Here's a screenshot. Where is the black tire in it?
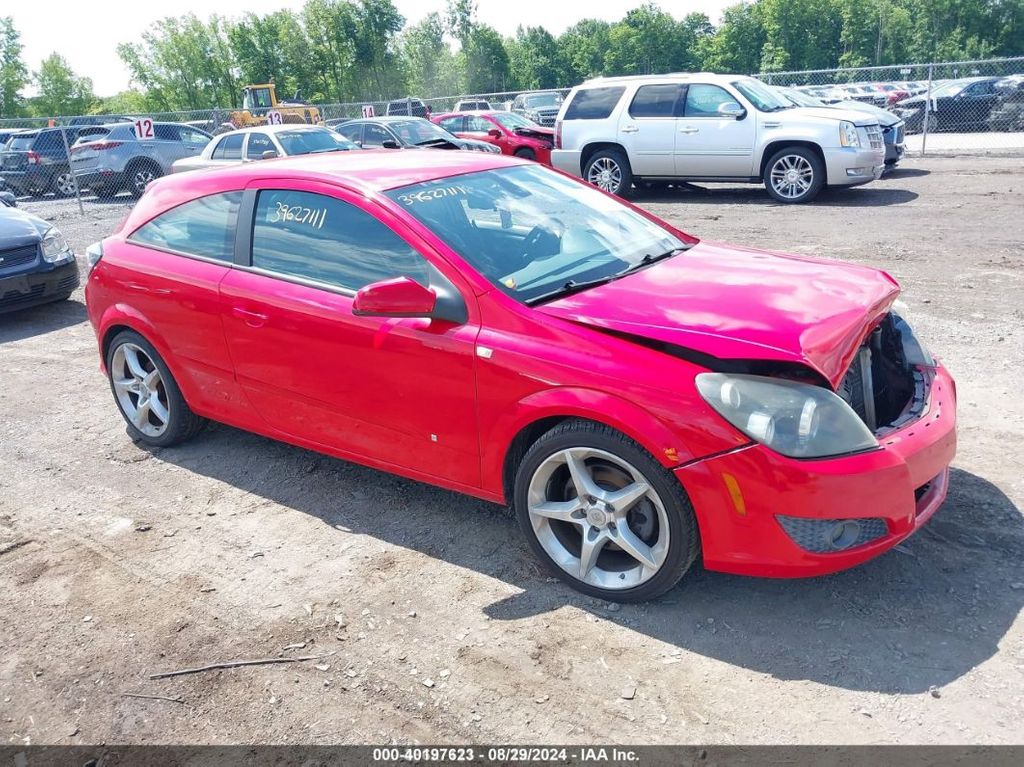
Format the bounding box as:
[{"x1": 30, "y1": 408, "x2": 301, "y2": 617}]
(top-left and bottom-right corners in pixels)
[
  {"x1": 513, "y1": 147, "x2": 537, "y2": 161},
  {"x1": 763, "y1": 146, "x2": 826, "y2": 204},
  {"x1": 583, "y1": 148, "x2": 633, "y2": 198},
  {"x1": 513, "y1": 419, "x2": 700, "y2": 602},
  {"x1": 127, "y1": 159, "x2": 163, "y2": 198},
  {"x1": 105, "y1": 329, "x2": 206, "y2": 447}
]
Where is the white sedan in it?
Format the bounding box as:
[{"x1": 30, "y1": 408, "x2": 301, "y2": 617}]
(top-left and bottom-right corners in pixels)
[{"x1": 172, "y1": 124, "x2": 359, "y2": 173}]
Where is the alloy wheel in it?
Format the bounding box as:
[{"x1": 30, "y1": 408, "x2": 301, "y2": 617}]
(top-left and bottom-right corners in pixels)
[
  {"x1": 111, "y1": 343, "x2": 170, "y2": 438},
  {"x1": 55, "y1": 172, "x2": 77, "y2": 196},
  {"x1": 586, "y1": 157, "x2": 622, "y2": 193},
  {"x1": 769, "y1": 154, "x2": 814, "y2": 200},
  {"x1": 527, "y1": 448, "x2": 669, "y2": 590},
  {"x1": 132, "y1": 168, "x2": 156, "y2": 194}
]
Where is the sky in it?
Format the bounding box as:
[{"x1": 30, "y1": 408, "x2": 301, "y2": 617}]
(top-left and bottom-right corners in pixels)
[{"x1": 10, "y1": 0, "x2": 736, "y2": 97}]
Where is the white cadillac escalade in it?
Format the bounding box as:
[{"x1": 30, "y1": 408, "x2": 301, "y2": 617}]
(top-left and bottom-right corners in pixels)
[{"x1": 550, "y1": 73, "x2": 886, "y2": 204}]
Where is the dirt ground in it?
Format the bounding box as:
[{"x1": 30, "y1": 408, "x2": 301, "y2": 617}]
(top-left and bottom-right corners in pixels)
[{"x1": 1, "y1": 155, "x2": 1023, "y2": 747}]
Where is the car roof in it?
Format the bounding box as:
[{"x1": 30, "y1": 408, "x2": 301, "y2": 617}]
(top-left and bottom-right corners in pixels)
[
  {"x1": 580, "y1": 72, "x2": 727, "y2": 85},
  {"x1": 216, "y1": 124, "x2": 334, "y2": 137},
  {"x1": 152, "y1": 148, "x2": 524, "y2": 197},
  {"x1": 345, "y1": 116, "x2": 431, "y2": 125}
]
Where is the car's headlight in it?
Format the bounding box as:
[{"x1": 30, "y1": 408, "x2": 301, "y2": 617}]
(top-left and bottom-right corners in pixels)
[
  {"x1": 839, "y1": 120, "x2": 861, "y2": 147},
  {"x1": 41, "y1": 227, "x2": 74, "y2": 264},
  {"x1": 696, "y1": 373, "x2": 878, "y2": 459}
]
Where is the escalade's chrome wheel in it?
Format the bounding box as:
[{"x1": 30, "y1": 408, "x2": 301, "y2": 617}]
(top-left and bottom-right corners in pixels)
[
  {"x1": 514, "y1": 419, "x2": 699, "y2": 602},
  {"x1": 527, "y1": 448, "x2": 670, "y2": 590},
  {"x1": 769, "y1": 154, "x2": 814, "y2": 200},
  {"x1": 111, "y1": 343, "x2": 171, "y2": 438},
  {"x1": 587, "y1": 157, "x2": 623, "y2": 193}
]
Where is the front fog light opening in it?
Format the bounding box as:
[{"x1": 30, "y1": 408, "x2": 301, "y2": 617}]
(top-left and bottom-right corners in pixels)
[
  {"x1": 827, "y1": 520, "x2": 861, "y2": 550},
  {"x1": 776, "y1": 515, "x2": 888, "y2": 553}
]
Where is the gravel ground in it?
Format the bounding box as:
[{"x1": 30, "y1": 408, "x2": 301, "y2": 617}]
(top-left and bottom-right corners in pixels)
[{"x1": 1, "y1": 155, "x2": 1022, "y2": 746}]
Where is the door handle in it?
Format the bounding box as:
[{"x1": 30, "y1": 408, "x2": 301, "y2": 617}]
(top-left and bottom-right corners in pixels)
[
  {"x1": 231, "y1": 306, "x2": 268, "y2": 327},
  {"x1": 620, "y1": 125, "x2": 639, "y2": 133},
  {"x1": 678, "y1": 127, "x2": 699, "y2": 134},
  {"x1": 763, "y1": 121, "x2": 781, "y2": 128}
]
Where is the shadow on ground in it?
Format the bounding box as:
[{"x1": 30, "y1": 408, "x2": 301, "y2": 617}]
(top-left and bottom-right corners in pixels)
[
  {"x1": 635, "y1": 183, "x2": 919, "y2": 207},
  {"x1": 149, "y1": 422, "x2": 1023, "y2": 696},
  {"x1": 0, "y1": 298, "x2": 87, "y2": 343}
]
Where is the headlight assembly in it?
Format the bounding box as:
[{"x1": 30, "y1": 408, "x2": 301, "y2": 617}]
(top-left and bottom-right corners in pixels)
[
  {"x1": 41, "y1": 227, "x2": 74, "y2": 264},
  {"x1": 696, "y1": 373, "x2": 878, "y2": 459},
  {"x1": 839, "y1": 120, "x2": 862, "y2": 147}
]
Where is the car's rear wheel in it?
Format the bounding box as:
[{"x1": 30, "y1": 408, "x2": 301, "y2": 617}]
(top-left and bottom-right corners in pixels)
[
  {"x1": 514, "y1": 147, "x2": 536, "y2": 161},
  {"x1": 584, "y1": 149, "x2": 632, "y2": 197},
  {"x1": 51, "y1": 170, "x2": 77, "y2": 198},
  {"x1": 128, "y1": 160, "x2": 162, "y2": 198},
  {"x1": 514, "y1": 419, "x2": 699, "y2": 602},
  {"x1": 106, "y1": 330, "x2": 205, "y2": 447},
  {"x1": 763, "y1": 147, "x2": 825, "y2": 204}
]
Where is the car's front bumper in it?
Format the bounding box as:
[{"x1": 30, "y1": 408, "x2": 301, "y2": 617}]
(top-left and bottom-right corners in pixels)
[
  {"x1": 550, "y1": 149, "x2": 583, "y2": 178},
  {"x1": 823, "y1": 145, "x2": 886, "y2": 186},
  {"x1": 677, "y1": 363, "x2": 957, "y2": 577},
  {"x1": 0, "y1": 259, "x2": 79, "y2": 313}
]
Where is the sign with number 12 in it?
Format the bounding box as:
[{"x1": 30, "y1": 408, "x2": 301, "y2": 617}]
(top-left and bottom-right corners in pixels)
[{"x1": 133, "y1": 118, "x2": 154, "y2": 140}]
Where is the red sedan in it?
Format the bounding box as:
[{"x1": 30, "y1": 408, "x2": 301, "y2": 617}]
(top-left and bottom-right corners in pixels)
[
  {"x1": 84, "y1": 151, "x2": 956, "y2": 601},
  {"x1": 433, "y1": 110, "x2": 554, "y2": 164}
]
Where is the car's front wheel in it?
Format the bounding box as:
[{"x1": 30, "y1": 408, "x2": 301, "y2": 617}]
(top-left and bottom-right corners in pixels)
[
  {"x1": 584, "y1": 149, "x2": 632, "y2": 197},
  {"x1": 106, "y1": 330, "x2": 205, "y2": 447},
  {"x1": 128, "y1": 160, "x2": 162, "y2": 198},
  {"x1": 763, "y1": 147, "x2": 825, "y2": 204},
  {"x1": 514, "y1": 420, "x2": 699, "y2": 602}
]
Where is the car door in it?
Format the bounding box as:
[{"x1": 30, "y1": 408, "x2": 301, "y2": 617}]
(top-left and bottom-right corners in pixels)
[
  {"x1": 676, "y1": 83, "x2": 756, "y2": 177},
  {"x1": 205, "y1": 133, "x2": 245, "y2": 168},
  {"x1": 957, "y1": 81, "x2": 999, "y2": 128},
  {"x1": 244, "y1": 131, "x2": 276, "y2": 161},
  {"x1": 337, "y1": 123, "x2": 363, "y2": 146},
  {"x1": 464, "y1": 115, "x2": 504, "y2": 152},
  {"x1": 152, "y1": 124, "x2": 194, "y2": 171},
  {"x1": 218, "y1": 181, "x2": 482, "y2": 487},
  {"x1": 617, "y1": 83, "x2": 684, "y2": 177}
]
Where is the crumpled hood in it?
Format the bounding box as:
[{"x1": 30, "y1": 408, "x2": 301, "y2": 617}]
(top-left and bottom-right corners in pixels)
[
  {"x1": 787, "y1": 106, "x2": 881, "y2": 126},
  {"x1": 536, "y1": 240, "x2": 900, "y2": 388},
  {"x1": 0, "y1": 205, "x2": 48, "y2": 248}
]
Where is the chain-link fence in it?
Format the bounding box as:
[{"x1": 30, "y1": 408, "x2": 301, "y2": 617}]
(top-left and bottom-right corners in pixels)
[{"x1": 1, "y1": 57, "x2": 1022, "y2": 212}]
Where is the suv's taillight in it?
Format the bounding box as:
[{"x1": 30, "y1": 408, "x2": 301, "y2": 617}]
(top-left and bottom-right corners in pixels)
[
  {"x1": 555, "y1": 119, "x2": 562, "y2": 149},
  {"x1": 26, "y1": 151, "x2": 41, "y2": 165},
  {"x1": 71, "y1": 141, "x2": 122, "y2": 154}
]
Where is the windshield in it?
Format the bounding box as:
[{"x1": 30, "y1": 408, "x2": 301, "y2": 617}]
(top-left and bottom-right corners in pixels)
[
  {"x1": 930, "y1": 80, "x2": 970, "y2": 97},
  {"x1": 524, "y1": 93, "x2": 562, "y2": 108},
  {"x1": 385, "y1": 165, "x2": 688, "y2": 304},
  {"x1": 732, "y1": 79, "x2": 792, "y2": 111},
  {"x1": 492, "y1": 112, "x2": 539, "y2": 130},
  {"x1": 780, "y1": 88, "x2": 825, "y2": 108},
  {"x1": 388, "y1": 119, "x2": 453, "y2": 145},
  {"x1": 276, "y1": 129, "x2": 357, "y2": 155}
]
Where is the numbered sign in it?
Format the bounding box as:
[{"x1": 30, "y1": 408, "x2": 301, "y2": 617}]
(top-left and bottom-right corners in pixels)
[
  {"x1": 133, "y1": 117, "x2": 154, "y2": 140},
  {"x1": 361, "y1": 104, "x2": 375, "y2": 118},
  {"x1": 266, "y1": 110, "x2": 283, "y2": 125}
]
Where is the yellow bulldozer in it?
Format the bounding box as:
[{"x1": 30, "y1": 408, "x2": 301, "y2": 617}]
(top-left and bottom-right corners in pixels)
[{"x1": 218, "y1": 83, "x2": 322, "y2": 133}]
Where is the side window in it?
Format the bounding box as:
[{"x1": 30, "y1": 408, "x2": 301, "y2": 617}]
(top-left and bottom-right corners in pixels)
[
  {"x1": 338, "y1": 124, "x2": 362, "y2": 143},
  {"x1": 629, "y1": 84, "x2": 684, "y2": 118},
  {"x1": 563, "y1": 87, "x2": 626, "y2": 119},
  {"x1": 179, "y1": 127, "x2": 210, "y2": 146},
  {"x1": 130, "y1": 191, "x2": 242, "y2": 262},
  {"x1": 153, "y1": 124, "x2": 179, "y2": 141},
  {"x1": 465, "y1": 115, "x2": 493, "y2": 132},
  {"x1": 684, "y1": 84, "x2": 736, "y2": 117},
  {"x1": 212, "y1": 133, "x2": 244, "y2": 160},
  {"x1": 362, "y1": 124, "x2": 394, "y2": 147},
  {"x1": 246, "y1": 132, "x2": 275, "y2": 159},
  {"x1": 251, "y1": 190, "x2": 430, "y2": 291},
  {"x1": 439, "y1": 116, "x2": 464, "y2": 132}
]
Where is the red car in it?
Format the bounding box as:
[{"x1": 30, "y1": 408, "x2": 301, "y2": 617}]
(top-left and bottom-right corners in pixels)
[
  {"x1": 433, "y1": 111, "x2": 554, "y2": 164},
  {"x1": 84, "y1": 151, "x2": 956, "y2": 602}
]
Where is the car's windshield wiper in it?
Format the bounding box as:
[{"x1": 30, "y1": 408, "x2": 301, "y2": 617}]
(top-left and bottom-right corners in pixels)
[
  {"x1": 524, "y1": 275, "x2": 621, "y2": 306},
  {"x1": 624, "y1": 246, "x2": 690, "y2": 272}
]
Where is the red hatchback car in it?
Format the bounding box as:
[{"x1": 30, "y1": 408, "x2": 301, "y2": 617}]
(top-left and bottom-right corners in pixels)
[
  {"x1": 84, "y1": 151, "x2": 956, "y2": 601},
  {"x1": 433, "y1": 111, "x2": 554, "y2": 164}
]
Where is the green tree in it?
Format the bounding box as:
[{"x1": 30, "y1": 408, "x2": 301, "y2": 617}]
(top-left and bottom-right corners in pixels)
[
  {"x1": 0, "y1": 16, "x2": 29, "y2": 118},
  {"x1": 31, "y1": 53, "x2": 96, "y2": 116},
  {"x1": 402, "y1": 12, "x2": 461, "y2": 95},
  {"x1": 558, "y1": 19, "x2": 612, "y2": 81},
  {"x1": 351, "y1": 0, "x2": 406, "y2": 99},
  {"x1": 507, "y1": 26, "x2": 565, "y2": 89},
  {"x1": 465, "y1": 25, "x2": 510, "y2": 92}
]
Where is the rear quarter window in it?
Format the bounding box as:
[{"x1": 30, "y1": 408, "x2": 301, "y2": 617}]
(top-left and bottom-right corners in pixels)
[
  {"x1": 563, "y1": 87, "x2": 626, "y2": 120},
  {"x1": 130, "y1": 191, "x2": 242, "y2": 262}
]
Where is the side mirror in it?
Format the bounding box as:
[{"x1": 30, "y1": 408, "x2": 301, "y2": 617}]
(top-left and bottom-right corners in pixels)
[
  {"x1": 381, "y1": 139, "x2": 401, "y2": 149},
  {"x1": 487, "y1": 128, "x2": 502, "y2": 138},
  {"x1": 353, "y1": 276, "x2": 436, "y2": 318},
  {"x1": 261, "y1": 149, "x2": 278, "y2": 160},
  {"x1": 718, "y1": 102, "x2": 747, "y2": 119}
]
